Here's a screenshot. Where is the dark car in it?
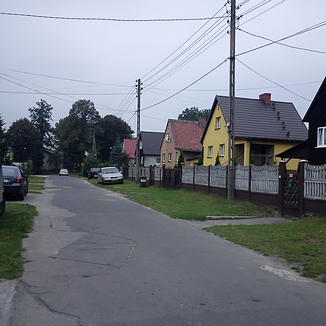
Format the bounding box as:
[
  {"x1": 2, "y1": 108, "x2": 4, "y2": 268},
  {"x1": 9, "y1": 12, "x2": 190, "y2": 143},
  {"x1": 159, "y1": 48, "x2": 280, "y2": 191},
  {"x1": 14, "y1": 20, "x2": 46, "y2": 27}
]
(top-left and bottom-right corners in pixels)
[
  {"x1": 2, "y1": 165, "x2": 28, "y2": 201},
  {"x1": 88, "y1": 167, "x2": 100, "y2": 179}
]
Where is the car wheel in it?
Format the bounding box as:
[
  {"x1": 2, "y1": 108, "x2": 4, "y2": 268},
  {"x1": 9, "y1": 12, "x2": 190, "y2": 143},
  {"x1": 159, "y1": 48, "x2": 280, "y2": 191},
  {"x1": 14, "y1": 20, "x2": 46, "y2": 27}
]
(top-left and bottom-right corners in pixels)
[
  {"x1": 23, "y1": 185, "x2": 28, "y2": 196},
  {"x1": 0, "y1": 198, "x2": 5, "y2": 217},
  {"x1": 18, "y1": 192, "x2": 24, "y2": 201},
  {"x1": 101, "y1": 178, "x2": 104, "y2": 184}
]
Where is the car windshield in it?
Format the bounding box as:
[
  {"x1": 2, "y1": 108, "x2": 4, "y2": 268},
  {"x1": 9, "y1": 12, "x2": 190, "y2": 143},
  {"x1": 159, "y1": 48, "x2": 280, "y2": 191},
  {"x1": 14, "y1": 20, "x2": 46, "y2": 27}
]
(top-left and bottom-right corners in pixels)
[
  {"x1": 91, "y1": 168, "x2": 100, "y2": 172},
  {"x1": 102, "y1": 167, "x2": 119, "y2": 174}
]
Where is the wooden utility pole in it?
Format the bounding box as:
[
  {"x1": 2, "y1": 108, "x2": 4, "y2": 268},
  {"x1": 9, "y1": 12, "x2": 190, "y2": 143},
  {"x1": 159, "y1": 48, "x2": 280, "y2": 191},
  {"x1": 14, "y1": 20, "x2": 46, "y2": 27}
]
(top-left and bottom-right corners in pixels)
[
  {"x1": 135, "y1": 79, "x2": 141, "y2": 182},
  {"x1": 227, "y1": 0, "x2": 236, "y2": 200}
]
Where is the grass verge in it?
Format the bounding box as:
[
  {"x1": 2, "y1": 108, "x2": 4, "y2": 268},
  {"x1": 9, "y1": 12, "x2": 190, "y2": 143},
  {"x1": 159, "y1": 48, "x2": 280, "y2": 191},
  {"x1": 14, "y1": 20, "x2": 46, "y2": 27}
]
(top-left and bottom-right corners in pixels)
[
  {"x1": 88, "y1": 177, "x2": 326, "y2": 282},
  {"x1": 87, "y1": 178, "x2": 274, "y2": 220},
  {"x1": 0, "y1": 203, "x2": 36, "y2": 279},
  {"x1": 205, "y1": 215, "x2": 326, "y2": 282},
  {"x1": 28, "y1": 175, "x2": 45, "y2": 194}
]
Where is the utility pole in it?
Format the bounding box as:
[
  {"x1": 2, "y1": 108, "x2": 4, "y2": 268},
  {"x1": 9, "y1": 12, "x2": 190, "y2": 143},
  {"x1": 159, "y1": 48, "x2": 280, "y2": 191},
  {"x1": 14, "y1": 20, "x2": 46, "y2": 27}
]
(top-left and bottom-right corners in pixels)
[
  {"x1": 92, "y1": 127, "x2": 97, "y2": 158},
  {"x1": 227, "y1": 0, "x2": 236, "y2": 200},
  {"x1": 135, "y1": 79, "x2": 142, "y2": 182}
]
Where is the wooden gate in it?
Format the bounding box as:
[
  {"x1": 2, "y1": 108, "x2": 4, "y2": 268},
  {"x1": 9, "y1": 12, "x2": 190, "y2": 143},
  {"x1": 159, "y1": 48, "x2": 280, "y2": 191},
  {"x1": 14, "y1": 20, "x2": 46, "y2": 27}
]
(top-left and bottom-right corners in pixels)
[{"x1": 281, "y1": 173, "x2": 299, "y2": 217}]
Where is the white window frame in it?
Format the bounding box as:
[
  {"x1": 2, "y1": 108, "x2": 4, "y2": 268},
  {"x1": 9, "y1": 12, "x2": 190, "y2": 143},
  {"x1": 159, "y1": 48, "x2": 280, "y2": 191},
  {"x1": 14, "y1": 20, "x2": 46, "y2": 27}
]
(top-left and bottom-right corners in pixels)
[
  {"x1": 165, "y1": 133, "x2": 170, "y2": 142},
  {"x1": 317, "y1": 126, "x2": 326, "y2": 147},
  {"x1": 208, "y1": 146, "x2": 213, "y2": 158},
  {"x1": 216, "y1": 116, "x2": 221, "y2": 129},
  {"x1": 175, "y1": 152, "x2": 179, "y2": 162},
  {"x1": 168, "y1": 153, "x2": 172, "y2": 162},
  {"x1": 162, "y1": 154, "x2": 165, "y2": 163},
  {"x1": 220, "y1": 144, "x2": 225, "y2": 157},
  {"x1": 156, "y1": 157, "x2": 160, "y2": 164}
]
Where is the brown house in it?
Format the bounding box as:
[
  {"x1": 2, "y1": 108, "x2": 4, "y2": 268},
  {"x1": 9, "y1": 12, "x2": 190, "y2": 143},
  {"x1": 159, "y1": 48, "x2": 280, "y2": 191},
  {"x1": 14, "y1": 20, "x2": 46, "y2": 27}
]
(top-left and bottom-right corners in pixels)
[{"x1": 160, "y1": 118, "x2": 206, "y2": 168}]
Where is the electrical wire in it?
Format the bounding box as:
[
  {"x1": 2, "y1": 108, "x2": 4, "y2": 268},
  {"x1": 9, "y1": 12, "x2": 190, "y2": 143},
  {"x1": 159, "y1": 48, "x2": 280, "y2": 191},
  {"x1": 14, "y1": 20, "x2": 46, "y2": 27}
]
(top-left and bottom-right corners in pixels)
[
  {"x1": 0, "y1": 12, "x2": 225, "y2": 22},
  {"x1": 236, "y1": 58, "x2": 312, "y2": 102},
  {"x1": 141, "y1": 58, "x2": 228, "y2": 111},
  {"x1": 239, "y1": 28, "x2": 326, "y2": 54},
  {"x1": 237, "y1": 20, "x2": 326, "y2": 57}
]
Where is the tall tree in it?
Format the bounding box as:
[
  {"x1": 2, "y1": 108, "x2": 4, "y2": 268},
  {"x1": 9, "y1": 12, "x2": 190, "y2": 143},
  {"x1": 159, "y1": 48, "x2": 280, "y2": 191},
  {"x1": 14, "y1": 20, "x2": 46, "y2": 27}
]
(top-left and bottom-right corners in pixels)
[
  {"x1": 0, "y1": 114, "x2": 8, "y2": 161},
  {"x1": 55, "y1": 100, "x2": 100, "y2": 168},
  {"x1": 6, "y1": 118, "x2": 43, "y2": 171},
  {"x1": 96, "y1": 115, "x2": 133, "y2": 162},
  {"x1": 29, "y1": 99, "x2": 54, "y2": 148},
  {"x1": 178, "y1": 107, "x2": 210, "y2": 121}
]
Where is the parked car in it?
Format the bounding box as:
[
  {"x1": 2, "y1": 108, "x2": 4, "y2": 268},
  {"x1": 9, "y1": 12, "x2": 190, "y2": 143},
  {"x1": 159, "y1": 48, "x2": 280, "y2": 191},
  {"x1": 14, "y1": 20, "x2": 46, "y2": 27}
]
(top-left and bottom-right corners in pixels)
[
  {"x1": 98, "y1": 167, "x2": 124, "y2": 184},
  {"x1": 59, "y1": 168, "x2": 69, "y2": 176},
  {"x1": 2, "y1": 165, "x2": 28, "y2": 201},
  {"x1": 0, "y1": 165, "x2": 5, "y2": 216},
  {"x1": 88, "y1": 167, "x2": 100, "y2": 179}
]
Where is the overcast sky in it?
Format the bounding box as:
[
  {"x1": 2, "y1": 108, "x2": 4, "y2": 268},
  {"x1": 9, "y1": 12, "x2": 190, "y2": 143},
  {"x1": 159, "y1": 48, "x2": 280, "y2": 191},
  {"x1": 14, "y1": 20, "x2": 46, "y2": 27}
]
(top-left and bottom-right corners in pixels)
[{"x1": 1, "y1": 0, "x2": 325, "y2": 135}]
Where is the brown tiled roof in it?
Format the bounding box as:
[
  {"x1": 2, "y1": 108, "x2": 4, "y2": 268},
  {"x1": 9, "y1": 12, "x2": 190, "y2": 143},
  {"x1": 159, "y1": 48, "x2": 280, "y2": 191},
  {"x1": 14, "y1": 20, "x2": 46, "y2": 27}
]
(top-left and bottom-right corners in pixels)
[{"x1": 169, "y1": 119, "x2": 205, "y2": 152}]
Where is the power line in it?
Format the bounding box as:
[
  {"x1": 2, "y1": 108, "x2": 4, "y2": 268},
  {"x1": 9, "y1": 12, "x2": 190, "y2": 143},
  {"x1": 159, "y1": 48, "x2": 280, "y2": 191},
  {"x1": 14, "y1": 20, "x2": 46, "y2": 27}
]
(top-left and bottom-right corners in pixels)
[
  {"x1": 239, "y1": 28, "x2": 326, "y2": 54},
  {"x1": 142, "y1": 58, "x2": 228, "y2": 111},
  {"x1": 0, "y1": 12, "x2": 225, "y2": 22},
  {"x1": 236, "y1": 58, "x2": 312, "y2": 102},
  {"x1": 237, "y1": 20, "x2": 326, "y2": 57}
]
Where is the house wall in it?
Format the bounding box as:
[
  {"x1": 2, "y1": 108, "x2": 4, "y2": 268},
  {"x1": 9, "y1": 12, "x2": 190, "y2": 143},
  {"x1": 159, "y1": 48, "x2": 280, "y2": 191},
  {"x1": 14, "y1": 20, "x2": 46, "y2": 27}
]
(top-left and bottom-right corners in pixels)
[
  {"x1": 202, "y1": 103, "x2": 301, "y2": 170},
  {"x1": 161, "y1": 123, "x2": 180, "y2": 168},
  {"x1": 143, "y1": 155, "x2": 160, "y2": 167},
  {"x1": 202, "y1": 103, "x2": 229, "y2": 166}
]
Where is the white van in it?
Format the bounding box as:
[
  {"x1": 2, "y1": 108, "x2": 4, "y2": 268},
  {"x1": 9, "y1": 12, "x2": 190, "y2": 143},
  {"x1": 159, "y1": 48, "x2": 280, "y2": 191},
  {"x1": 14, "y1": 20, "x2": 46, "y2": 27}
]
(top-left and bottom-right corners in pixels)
[{"x1": 0, "y1": 164, "x2": 5, "y2": 216}]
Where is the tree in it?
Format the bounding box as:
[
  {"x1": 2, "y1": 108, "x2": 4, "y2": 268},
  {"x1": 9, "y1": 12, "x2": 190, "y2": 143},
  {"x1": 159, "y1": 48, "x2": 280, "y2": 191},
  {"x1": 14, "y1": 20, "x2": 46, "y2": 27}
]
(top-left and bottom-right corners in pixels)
[
  {"x1": 215, "y1": 154, "x2": 220, "y2": 166},
  {"x1": 55, "y1": 100, "x2": 101, "y2": 169},
  {"x1": 6, "y1": 118, "x2": 43, "y2": 171},
  {"x1": 177, "y1": 151, "x2": 184, "y2": 168},
  {"x1": 178, "y1": 107, "x2": 210, "y2": 121},
  {"x1": 96, "y1": 115, "x2": 133, "y2": 162},
  {"x1": 197, "y1": 153, "x2": 203, "y2": 166},
  {"x1": 108, "y1": 138, "x2": 129, "y2": 167},
  {"x1": 29, "y1": 99, "x2": 54, "y2": 148},
  {"x1": 0, "y1": 114, "x2": 8, "y2": 161},
  {"x1": 83, "y1": 155, "x2": 100, "y2": 177}
]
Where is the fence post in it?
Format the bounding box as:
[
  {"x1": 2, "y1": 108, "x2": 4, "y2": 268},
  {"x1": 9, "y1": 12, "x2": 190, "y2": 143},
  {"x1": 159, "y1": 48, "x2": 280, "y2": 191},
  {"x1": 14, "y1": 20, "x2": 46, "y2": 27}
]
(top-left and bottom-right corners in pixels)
[
  {"x1": 278, "y1": 160, "x2": 286, "y2": 215},
  {"x1": 193, "y1": 165, "x2": 196, "y2": 191},
  {"x1": 298, "y1": 160, "x2": 308, "y2": 217},
  {"x1": 208, "y1": 165, "x2": 211, "y2": 194},
  {"x1": 226, "y1": 165, "x2": 229, "y2": 197},
  {"x1": 180, "y1": 164, "x2": 183, "y2": 189},
  {"x1": 162, "y1": 164, "x2": 165, "y2": 188},
  {"x1": 248, "y1": 164, "x2": 252, "y2": 202}
]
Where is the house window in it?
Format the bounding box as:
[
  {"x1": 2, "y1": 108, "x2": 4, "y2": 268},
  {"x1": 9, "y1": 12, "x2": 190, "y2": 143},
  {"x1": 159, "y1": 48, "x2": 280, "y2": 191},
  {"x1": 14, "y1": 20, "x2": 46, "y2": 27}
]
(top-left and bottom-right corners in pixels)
[
  {"x1": 216, "y1": 116, "x2": 221, "y2": 129},
  {"x1": 317, "y1": 127, "x2": 326, "y2": 147},
  {"x1": 175, "y1": 152, "x2": 179, "y2": 162},
  {"x1": 208, "y1": 146, "x2": 213, "y2": 158},
  {"x1": 162, "y1": 154, "x2": 165, "y2": 163},
  {"x1": 165, "y1": 133, "x2": 170, "y2": 142},
  {"x1": 220, "y1": 144, "x2": 225, "y2": 157},
  {"x1": 156, "y1": 157, "x2": 160, "y2": 164},
  {"x1": 168, "y1": 153, "x2": 172, "y2": 162}
]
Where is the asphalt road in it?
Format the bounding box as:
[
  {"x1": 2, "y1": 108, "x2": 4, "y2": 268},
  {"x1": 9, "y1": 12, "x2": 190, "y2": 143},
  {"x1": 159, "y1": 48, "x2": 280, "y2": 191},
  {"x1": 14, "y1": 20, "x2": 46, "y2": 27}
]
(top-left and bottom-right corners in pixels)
[{"x1": 9, "y1": 176, "x2": 326, "y2": 325}]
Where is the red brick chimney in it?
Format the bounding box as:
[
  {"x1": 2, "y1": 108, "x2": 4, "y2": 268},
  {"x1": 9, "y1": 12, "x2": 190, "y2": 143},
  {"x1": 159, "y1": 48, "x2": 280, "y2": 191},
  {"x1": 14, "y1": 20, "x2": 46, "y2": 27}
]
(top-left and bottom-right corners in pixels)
[
  {"x1": 259, "y1": 93, "x2": 271, "y2": 104},
  {"x1": 198, "y1": 116, "x2": 207, "y2": 125}
]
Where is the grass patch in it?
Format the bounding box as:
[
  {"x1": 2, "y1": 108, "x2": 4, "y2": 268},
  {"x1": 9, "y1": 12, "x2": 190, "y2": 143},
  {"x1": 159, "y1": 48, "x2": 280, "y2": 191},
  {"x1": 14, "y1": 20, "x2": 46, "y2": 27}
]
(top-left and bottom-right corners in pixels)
[
  {"x1": 205, "y1": 215, "x2": 326, "y2": 282},
  {"x1": 0, "y1": 203, "x2": 37, "y2": 279},
  {"x1": 87, "y1": 178, "x2": 274, "y2": 221},
  {"x1": 28, "y1": 175, "x2": 46, "y2": 193}
]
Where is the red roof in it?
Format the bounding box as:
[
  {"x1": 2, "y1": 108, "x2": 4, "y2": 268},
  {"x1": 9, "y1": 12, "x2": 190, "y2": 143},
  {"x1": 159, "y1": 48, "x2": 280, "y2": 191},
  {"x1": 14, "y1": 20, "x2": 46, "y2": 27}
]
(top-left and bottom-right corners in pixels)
[
  {"x1": 169, "y1": 120, "x2": 205, "y2": 151},
  {"x1": 123, "y1": 139, "x2": 137, "y2": 159}
]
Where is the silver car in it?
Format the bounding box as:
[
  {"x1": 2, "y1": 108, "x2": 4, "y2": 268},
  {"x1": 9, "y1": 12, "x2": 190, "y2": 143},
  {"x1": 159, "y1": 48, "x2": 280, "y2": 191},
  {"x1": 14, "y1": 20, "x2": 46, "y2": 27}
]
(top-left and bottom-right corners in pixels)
[{"x1": 98, "y1": 167, "x2": 124, "y2": 185}]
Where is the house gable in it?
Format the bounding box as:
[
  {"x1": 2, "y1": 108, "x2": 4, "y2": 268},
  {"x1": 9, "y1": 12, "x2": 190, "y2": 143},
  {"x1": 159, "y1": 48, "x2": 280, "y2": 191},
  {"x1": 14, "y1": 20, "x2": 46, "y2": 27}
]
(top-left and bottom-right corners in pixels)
[{"x1": 202, "y1": 94, "x2": 308, "y2": 168}]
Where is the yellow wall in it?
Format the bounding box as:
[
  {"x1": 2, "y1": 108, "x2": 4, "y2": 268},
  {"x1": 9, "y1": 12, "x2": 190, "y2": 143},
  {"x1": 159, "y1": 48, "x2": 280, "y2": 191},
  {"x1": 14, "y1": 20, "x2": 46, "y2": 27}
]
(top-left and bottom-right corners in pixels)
[
  {"x1": 203, "y1": 103, "x2": 229, "y2": 166},
  {"x1": 202, "y1": 103, "x2": 301, "y2": 171}
]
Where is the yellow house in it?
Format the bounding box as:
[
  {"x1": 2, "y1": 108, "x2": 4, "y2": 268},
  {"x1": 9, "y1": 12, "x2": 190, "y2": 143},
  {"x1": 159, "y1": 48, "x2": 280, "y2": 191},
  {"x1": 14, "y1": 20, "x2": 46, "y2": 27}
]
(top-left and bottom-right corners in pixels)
[{"x1": 201, "y1": 93, "x2": 308, "y2": 171}]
